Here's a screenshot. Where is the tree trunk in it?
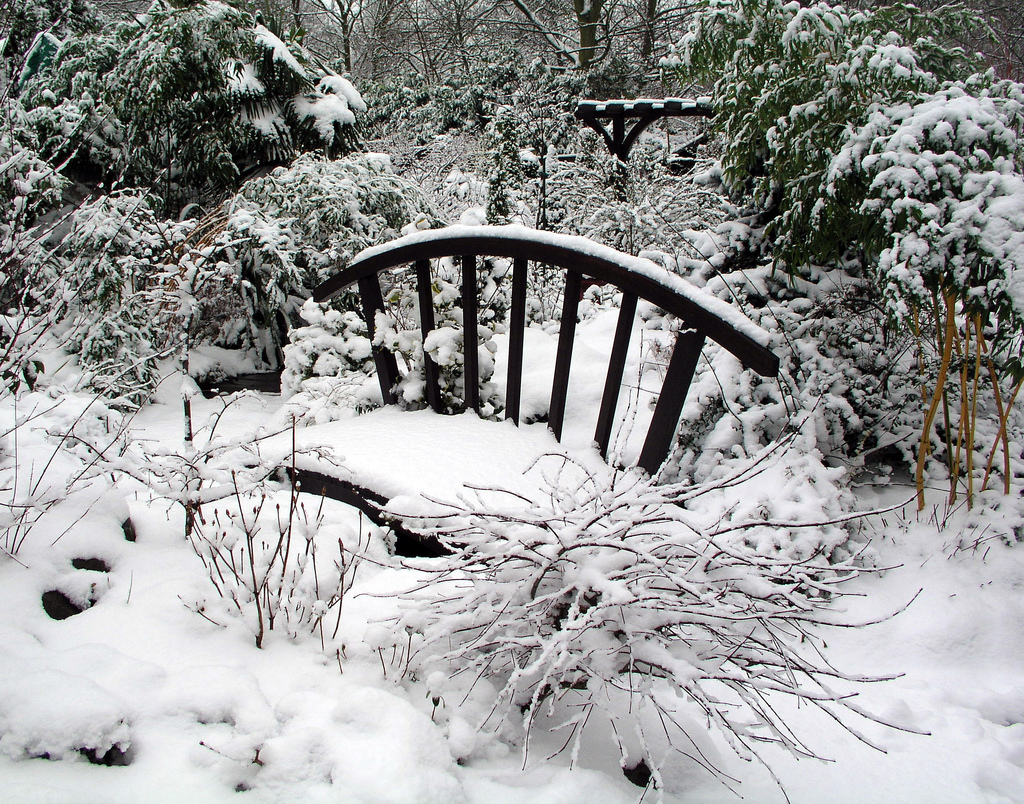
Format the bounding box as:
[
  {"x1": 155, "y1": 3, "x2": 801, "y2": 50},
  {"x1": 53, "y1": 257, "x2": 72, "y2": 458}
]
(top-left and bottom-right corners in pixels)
[
  {"x1": 574, "y1": 0, "x2": 603, "y2": 68},
  {"x1": 641, "y1": 0, "x2": 657, "y2": 58}
]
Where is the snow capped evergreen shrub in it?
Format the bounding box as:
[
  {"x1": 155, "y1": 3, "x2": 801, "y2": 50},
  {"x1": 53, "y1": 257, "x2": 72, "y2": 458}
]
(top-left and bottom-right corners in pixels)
[
  {"x1": 553, "y1": 136, "x2": 727, "y2": 258},
  {"x1": 199, "y1": 152, "x2": 442, "y2": 367},
  {"x1": 0, "y1": 0, "x2": 98, "y2": 93},
  {"x1": 50, "y1": 192, "x2": 192, "y2": 407},
  {"x1": 281, "y1": 298, "x2": 373, "y2": 399},
  {"x1": 485, "y1": 114, "x2": 525, "y2": 225},
  {"x1": 360, "y1": 57, "x2": 521, "y2": 144},
  {"x1": 0, "y1": 101, "x2": 65, "y2": 238},
  {"x1": 669, "y1": 0, "x2": 1024, "y2": 505},
  {"x1": 283, "y1": 254, "x2": 508, "y2": 420},
  {"x1": 377, "y1": 256, "x2": 506, "y2": 416},
  {"x1": 22, "y1": 0, "x2": 364, "y2": 212},
  {"x1": 234, "y1": 153, "x2": 439, "y2": 284},
  {"x1": 834, "y1": 77, "x2": 1024, "y2": 372},
  {"x1": 665, "y1": 0, "x2": 985, "y2": 271},
  {"x1": 21, "y1": 86, "x2": 123, "y2": 184}
]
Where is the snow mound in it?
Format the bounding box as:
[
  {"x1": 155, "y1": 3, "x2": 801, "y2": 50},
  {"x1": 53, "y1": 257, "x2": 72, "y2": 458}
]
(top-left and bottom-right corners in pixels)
[{"x1": 0, "y1": 665, "x2": 130, "y2": 762}]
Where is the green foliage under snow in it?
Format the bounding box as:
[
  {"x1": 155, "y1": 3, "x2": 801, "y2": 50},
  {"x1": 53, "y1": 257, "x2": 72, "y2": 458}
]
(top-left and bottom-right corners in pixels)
[{"x1": 20, "y1": 0, "x2": 365, "y2": 213}]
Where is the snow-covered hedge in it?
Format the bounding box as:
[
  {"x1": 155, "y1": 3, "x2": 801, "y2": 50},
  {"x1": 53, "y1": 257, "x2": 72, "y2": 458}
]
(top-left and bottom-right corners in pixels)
[
  {"x1": 667, "y1": 0, "x2": 1024, "y2": 505},
  {"x1": 21, "y1": 0, "x2": 365, "y2": 213}
]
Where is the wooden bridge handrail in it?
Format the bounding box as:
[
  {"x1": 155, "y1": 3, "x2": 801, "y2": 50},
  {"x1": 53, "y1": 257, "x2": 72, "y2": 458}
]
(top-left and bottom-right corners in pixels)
[
  {"x1": 312, "y1": 224, "x2": 779, "y2": 474},
  {"x1": 314, "y1": 225, "x2": 779, "y2": 377}
]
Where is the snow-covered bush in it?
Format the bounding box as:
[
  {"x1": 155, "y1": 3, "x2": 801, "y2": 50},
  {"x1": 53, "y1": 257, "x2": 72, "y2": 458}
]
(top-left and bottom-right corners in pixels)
[
  {"x1": 284, "y1": 253, "x2": 508, "y2": 420},
  {"x1": 390, "y1": 456, "x2": 887, "y2": 789},
  {"x1": 660, "y1": 257, "x2": 912, "y2": 470},
  {"x1": 667, "y1": 0, "x2": 1024, "y2": 506},
  {"x1": 281, "y1": 299, "x2": 374, "y2": 399},
  {"x1": 21, "y1": 0, "x2": 365, "y2": 212},
  {"x1": 485, "y1": 113, "x2": 525, "y2": 225},
  {"x1": 197, "y1": 152, "x2": 441, "y2": 368},
  {"x1": 55, "y1": 192, "x2": 192, "y2": 407},
  {"x1": 0, "y1": 101, "x2": 65, "y2": 240},
  {"x1": 380, "y1": 257, "x2": 506, "y2": 416},
  {"x1": 0, "y1": 101, "x2": 68, "y2": 393},
  {"x1": 664, "y1": 0, "x2": 984, "y2": 271},
  {"x1": 0, "y1": 0, "x2": 97, "y2": 99},
  {"x1": 359, "y1": 56, "x2": 522, "y2": 144},
  {"x1": 836, "y1": 78, "x2": 1024, "y2": 360},
  {"x1": 6, "y1": 191, "x2": 194, "y2": 409},
  {"x1": 3, "y1": 182, "x2": 197, "y2": 408}
]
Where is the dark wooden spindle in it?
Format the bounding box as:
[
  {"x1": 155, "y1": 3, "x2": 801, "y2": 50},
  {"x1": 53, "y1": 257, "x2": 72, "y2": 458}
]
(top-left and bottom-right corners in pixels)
[
  {"x1": 549, "y1": 268, "x2": 582, "y2": 441},
  {"x1": 506, "y1": 257, "x2": 528, "y2": 425},
  {"x1": 637, "y1": 327, "x2": 706, "y2": 474},
  {"x1": 415, "y1": 259, "x2": 443, "y2": 413},
  {"x1": 461, "y1": 255, "x2": 480, "y2": 412},
  {"x1": 357, "y1": 274, "x2": 400, "y2": 406},
  {"x1": 594, "y1": 291, "x2": 638, "y2": 457}
]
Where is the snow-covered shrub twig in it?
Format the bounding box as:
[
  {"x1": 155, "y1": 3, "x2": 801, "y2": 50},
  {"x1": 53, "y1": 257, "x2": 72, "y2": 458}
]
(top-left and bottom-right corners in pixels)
[
  {"x1": 0, "y1": 391, "x2": 129, "y2": 559},
  {"x1": 387, "y1": 454, "x2": 915, "y2": 791},
  {"x1": 186, "y1": 464, "x2": 365, "y2": 651}
]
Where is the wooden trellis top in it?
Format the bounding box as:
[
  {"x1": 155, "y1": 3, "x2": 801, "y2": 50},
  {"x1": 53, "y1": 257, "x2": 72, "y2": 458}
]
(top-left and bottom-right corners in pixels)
[{"x1": 575, "y1": 97, "x2": 714, "y2": 162}]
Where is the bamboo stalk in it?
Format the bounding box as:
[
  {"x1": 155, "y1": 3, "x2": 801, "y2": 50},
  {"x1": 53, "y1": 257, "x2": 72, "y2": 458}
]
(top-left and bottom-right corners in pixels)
[
  {"x1": 927, "y1": 292, "x2": 957, "y2": 480},
  {"x1": 913, "y1": 306, "x2": 927, "y2": 408},
  {"x1": 977, "y1": 327, "x2": 1012, "y2": 494},
  {"x1": 950, "y1": 319, "x2": 968, "y2": 505},
  {"x1": 966, "y1": 314, "x2": 982, "y2": 508},
  {"x1": 982, "y1": 374, "x2": 1024, "y2": 494},
  {"x1": 917, "y1": 291, "x2": 957, "y2": 511}
]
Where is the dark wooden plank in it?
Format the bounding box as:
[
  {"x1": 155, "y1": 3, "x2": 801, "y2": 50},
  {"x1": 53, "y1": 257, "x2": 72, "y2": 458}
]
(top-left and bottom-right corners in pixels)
[
  {"x1": 415, "y1": 259, "x2": 443, "y2": 413},
  {"x1": 461, "y1": 254, "x2": 480, "y2": 412},
  {"x1": 505, "y1": 257, "x2": 528, "y2": 425},
  {"x1": 287, "y1": 467, "x2": 448, "y2": 557},
  {"x1": 611, "y1": 115, "x2": 626, "y2": 161},
  {"x1": 198, "y1": 371, "x2": 282, "y2": 397},
  {"x1": 549, "y1": 268, "x2": 582, "y2": 441},
  {"x1": 594, "y1": 291, "x2": 638, "y2": 458},
  {"x1": 317, "y1": 234, "x2": 778, "y2": 378},
  {"x1": 637, "y1": 328, "x2": 706, "y2": 475},
  {"x1": 358, "y1": 274, "x2": 400, "y2": 406}
]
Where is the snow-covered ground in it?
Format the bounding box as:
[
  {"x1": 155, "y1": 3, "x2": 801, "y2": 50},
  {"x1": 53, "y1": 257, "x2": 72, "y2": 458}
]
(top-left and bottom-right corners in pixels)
[{"x1": 2, "y1": 308, "x2": 1024, "y2": 804}]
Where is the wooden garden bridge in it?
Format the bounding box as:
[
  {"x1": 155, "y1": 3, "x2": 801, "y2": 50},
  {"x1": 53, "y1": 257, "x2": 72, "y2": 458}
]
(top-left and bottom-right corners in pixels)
[{"x1": 285, "y1": 225, "x2": 779, "y2": 553}]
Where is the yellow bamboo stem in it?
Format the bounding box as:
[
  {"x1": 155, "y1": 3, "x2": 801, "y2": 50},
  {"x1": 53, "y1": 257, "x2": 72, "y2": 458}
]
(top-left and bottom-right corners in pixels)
[
  {"x1": 950, "y1": 320, "x2": 968, "y2": 505},
  {"x1": 966, "y1": 314, "x2": 982, "y2": 508},
  {"x1": 913, "y1": 305, "x2": 927, "y2": 408},
  {"x1": 917, "y1": 291, "x2": 957, "y2": 511},
  {"x1": 978, "y1": 328, "x2": 1011, "y2": 494},
  {"x1": 982, "y1": 374, "x2": 1024, "y2": 494},
  {"x1": 930, "y1": 291, "x2": 957, "y2": 480}
]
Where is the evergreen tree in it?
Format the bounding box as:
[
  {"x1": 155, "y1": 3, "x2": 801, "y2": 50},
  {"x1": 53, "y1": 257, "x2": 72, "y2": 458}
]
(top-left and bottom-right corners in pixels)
[
  {"x1": 485, "y1": 113, "x2": 523, "y2": 225},
  {"x1": 20, "y1": 0, "x2": 365, "y2": 213}
]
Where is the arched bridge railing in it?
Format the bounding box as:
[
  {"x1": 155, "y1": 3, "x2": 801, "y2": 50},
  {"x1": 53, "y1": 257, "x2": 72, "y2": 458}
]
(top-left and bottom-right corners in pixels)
[{"x1": 313, "y1": 225, "x2": 779, "y2": 475}]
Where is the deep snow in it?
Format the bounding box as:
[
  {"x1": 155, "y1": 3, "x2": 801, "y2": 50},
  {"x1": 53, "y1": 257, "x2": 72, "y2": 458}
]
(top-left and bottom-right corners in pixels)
[{"x1": 2, "y1": 306, "x2": 1024, "y2": 804}]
